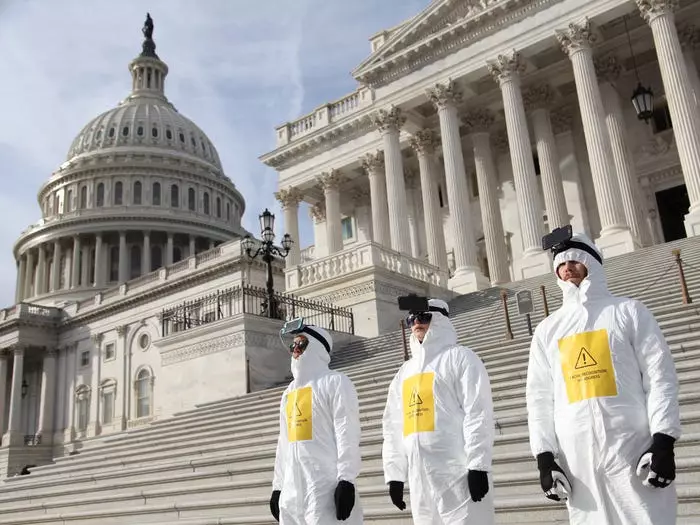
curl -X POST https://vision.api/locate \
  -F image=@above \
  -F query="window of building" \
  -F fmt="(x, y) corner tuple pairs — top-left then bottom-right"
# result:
(80, 350), (90, 368)
(114, 181), (123, 205)
(179, 132), (185, 143)
(152, 182), (161, 206)
(150, 245), (162, 272)
(216, 197), (222, 218)
(76, 385), (90, 432)
(80, 186), (88, 209)
(203, 192), (210, 215)
(166, 129), (172, 140)
(152, 127), (159, 138)
(54, 194), (61, 215)
(102, 390), (114, 425)
(135, 368), (153, 418)
(104, 342), (116, 361)
(66, 189), (73, 212)
(171, 184), (179, 208)
(341, 217), (354, 241)
(137, 126), (144, 136)
(139, 333), (150, 350)
(109, 127), (115, 138)
(188, 188), (196, 211)
(122, 126), (129, 137)
(133, 181), (142, 205)
(96, 183), (105, 207)
(130, 245), (141, 279)
(226, 202), (231, 221)
(109, 246), (119, 282)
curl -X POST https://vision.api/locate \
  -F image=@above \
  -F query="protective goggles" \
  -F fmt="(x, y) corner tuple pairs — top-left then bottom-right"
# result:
(288, 338), (309, 352)
(405, 312), (433, 327)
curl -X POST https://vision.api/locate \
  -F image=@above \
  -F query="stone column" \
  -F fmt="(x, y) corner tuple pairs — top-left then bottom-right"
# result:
(80, 241), (90, 286)
(117, 325), (128, 429)
(319, 170), (344, 254)
(71, 236), (81, 288)
(166, 233), (174, 266)
(188, 235), (196, 258)
(428, 81), (487, 291)
(373, 107), (412, 255)
(523, 84), (570, 230)
(594, 54), (651, 247)
(557, 21), (636, 255)
(462, 109), (511, 285)
(24, 250), (34, 299)
(488, 52), (551, 278)
(404, 169), (422, 259)
(274, 186), (303, 266)
(37, 349), (58, 440)
(638, 2), (700, 235)
(361, 151), (391, 247)
(36, 244), (47, 295)
(0, 354), (8, 435)
(53, 347), (66, 445)
(309, 202), (327, 257)
(410, 130), (448, 271)
(89, 333), (102, 437)
(16, 256), (26, 303)
(63, 344), (77, 444)
(50, 240), (62, 292)
(143, 232), (151, 274)
(3, 346), (24, 446)
(118, 232), (128, 282)
(94, 234), (104, 287)
(679, 24), (700, 111)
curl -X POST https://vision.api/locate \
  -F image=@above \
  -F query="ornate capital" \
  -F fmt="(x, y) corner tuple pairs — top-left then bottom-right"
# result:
(593, 53), (622, 83)
(274, 186), (304, 209)
(352, 187), (371, 206)
(361, 151), (384, 173)
(116, 325), (128, 338)
(678, 24), (700, 50)
(556, 19), (596, 57)
(487, 51), (526, 85)
(11, 345), (25, 357)
(637, 0), (679, 24)
(409, 129), (437, 155)
(427, 80), (463, 109)
(318, 169), (344, 191)
(404, 168), (419, 190)
(522, 84), (557, 112)
(309, 202), (326, 223)
(462, 108), (495, 134)
(373, 106), (405, 133)
(551, 106), (575, 134)
(91, 333), (103, 345)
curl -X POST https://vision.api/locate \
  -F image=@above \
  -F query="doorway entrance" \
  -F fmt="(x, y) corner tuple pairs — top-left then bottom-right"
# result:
(655, 184), (690, 242)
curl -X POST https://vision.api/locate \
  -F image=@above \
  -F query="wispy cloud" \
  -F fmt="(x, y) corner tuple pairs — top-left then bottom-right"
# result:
(0, 0), (427, 307)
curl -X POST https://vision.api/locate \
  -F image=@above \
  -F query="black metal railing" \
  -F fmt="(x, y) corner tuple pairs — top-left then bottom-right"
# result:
(160, 284), (354, 337)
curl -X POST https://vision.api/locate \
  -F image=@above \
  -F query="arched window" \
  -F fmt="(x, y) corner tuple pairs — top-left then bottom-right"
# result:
(171, 184), (179, 208)
(135, 368), (153, 418)
(109, 246), (119, 282)
(80, 186), (88, 209)
(226, 202), (231, 221)
(114, 181), (123, 205)
(188, 188), (196, 211)
(100, 379), (117, 425)
(130, 245), (141, 279)
(66, 190), (73, 213)
(150, 245), (162, 272)
(96, 183), (105, 207)
(75, 385), (91, 432)
(152, 182), (161, 206)
(54, 194), (61, 215)
(133, 181), (142, 205)
(203, 192), (210, 215)
(216, 197), (222, 218)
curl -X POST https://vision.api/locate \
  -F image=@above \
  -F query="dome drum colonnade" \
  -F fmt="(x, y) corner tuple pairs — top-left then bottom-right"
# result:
(270, 1), (700, 291)
(12, 15), (247, 304)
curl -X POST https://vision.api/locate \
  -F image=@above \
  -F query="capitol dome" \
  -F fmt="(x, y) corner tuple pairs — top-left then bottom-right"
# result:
(12, 14), (247, 306)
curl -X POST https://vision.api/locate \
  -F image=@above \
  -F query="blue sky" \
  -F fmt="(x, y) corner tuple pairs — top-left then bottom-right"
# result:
(0, 0), (426, 307)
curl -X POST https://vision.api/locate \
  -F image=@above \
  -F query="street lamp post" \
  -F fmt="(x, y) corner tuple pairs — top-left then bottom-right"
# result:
(241, 208), (294, 318)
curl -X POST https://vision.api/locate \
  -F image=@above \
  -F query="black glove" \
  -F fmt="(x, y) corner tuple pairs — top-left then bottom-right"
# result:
(269, 490), (281, 521)
(537, 452), (572, 501)
(334, 480), (356, 520)
(388, 480), (406, 510)
(636, 433), (676, 488)
(467, 470), (489, 502)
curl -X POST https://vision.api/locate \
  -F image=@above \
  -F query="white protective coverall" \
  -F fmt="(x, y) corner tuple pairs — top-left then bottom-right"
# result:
(272, 327), (363, 525)
(526, 233), (681, 525)
(382, 300), (495, 524)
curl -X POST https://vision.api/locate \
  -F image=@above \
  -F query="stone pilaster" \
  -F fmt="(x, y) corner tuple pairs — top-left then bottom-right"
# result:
(410, 130), (448, 271)
(463, 109), (511, 285)
(274, 186), (303, 265)
(523, 84), (570, 230)
(404, 168), (422, 259)
(638, 1), (700, 236)
(50, 240), (62, 292)
(318, 170), (345, 254)
(557, 20), (636, 255)
(118, 232), (128, 281)
(373, 106), (412, 255)
(0, 353), (8, 435)
(16, 256), (26, 303)
(37, 349), (58, 441)
(3, 345), (25, 446)
(361, 151), (391, 248)
(36, 244), (47, 295)
(428, 81), (487, 291)
(71, 236), (80, 288)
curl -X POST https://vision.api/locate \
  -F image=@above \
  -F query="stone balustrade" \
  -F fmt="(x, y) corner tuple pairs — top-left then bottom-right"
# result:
(286, 241), (447, 290)
(0, 303), (63, 323)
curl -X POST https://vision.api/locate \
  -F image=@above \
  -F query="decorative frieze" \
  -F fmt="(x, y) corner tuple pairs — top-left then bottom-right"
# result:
(522, 84), (557, 112)
(361, 151), (384, 173)
(636, 0), (679, 23)
(462, 108), (495, 134)
(274, 186), (304, 209)
(487, 51), (526, 85)
(373, 106), (405, 133)
(593, 53), (622, 83)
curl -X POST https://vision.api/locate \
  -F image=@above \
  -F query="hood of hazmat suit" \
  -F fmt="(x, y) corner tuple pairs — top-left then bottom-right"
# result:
(272, 325), (363, 524)
(526, 233), (681, 525)
(382, 299), (496, 524)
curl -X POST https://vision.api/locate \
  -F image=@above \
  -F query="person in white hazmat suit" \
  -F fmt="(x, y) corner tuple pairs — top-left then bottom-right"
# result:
(526, 229), (681, 525)
(382, 298), (495, 524)
(269, 321), (363, 524)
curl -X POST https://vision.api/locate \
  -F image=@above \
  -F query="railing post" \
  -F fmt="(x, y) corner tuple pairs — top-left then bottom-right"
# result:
(540, 285), (550, 317)
(400, 319), (410, 361)
(672, 249), (692, 304)
(501, 289), (514, 340)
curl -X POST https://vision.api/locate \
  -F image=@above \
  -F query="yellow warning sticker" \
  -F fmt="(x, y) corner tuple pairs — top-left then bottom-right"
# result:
(402, 372), (435, 436)
(286, 387), (312, 442)
(558, 329), (618, 403)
